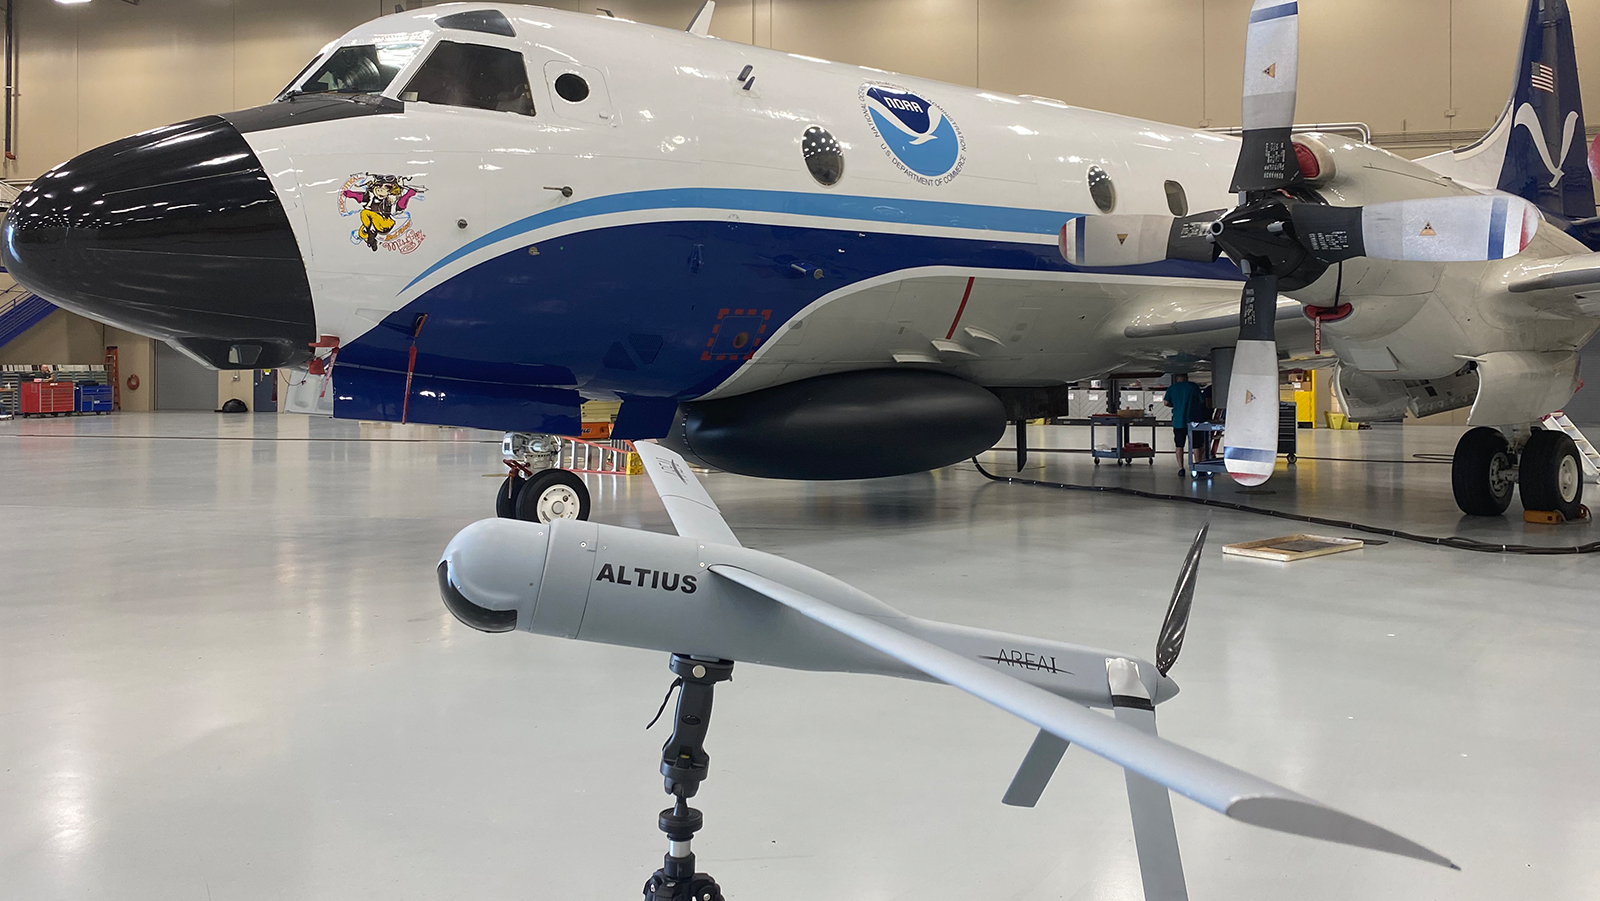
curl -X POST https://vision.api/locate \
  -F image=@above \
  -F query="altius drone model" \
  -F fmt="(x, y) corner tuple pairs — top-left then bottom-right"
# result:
(4, 0), (1595, 518)
(436, 441), (1454, 900)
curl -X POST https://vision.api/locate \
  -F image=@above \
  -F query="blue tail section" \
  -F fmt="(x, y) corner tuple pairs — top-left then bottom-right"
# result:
(0, 292), (56, 351)
(1498, 0), (1595, 221)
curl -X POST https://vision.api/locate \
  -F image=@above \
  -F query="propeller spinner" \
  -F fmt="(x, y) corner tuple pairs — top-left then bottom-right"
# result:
(1059, 0), (1540, 487)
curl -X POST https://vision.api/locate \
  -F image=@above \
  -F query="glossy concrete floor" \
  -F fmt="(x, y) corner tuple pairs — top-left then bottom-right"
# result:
(1, 412), (1597, 901)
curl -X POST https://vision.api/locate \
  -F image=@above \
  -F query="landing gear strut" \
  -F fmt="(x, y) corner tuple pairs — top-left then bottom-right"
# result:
(643, 655), (734, 901)
(496, 431), (591, 523)
(1452, 425), (1585, 519)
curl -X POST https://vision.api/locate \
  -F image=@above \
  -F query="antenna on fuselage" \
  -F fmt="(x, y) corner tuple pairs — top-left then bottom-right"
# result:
(687, 0), (715, 36)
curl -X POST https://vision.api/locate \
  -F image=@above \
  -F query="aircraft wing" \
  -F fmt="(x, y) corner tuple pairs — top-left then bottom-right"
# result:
(1121, 293), (1306, 340)
(634, 440), (742, 547)
(708, 562), (1455, 870)
(1507, 253), (1600, 314)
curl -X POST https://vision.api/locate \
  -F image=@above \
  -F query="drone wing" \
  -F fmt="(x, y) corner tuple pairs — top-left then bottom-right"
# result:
(708, 563), (1455, 870)
(634, 440), (741, 547)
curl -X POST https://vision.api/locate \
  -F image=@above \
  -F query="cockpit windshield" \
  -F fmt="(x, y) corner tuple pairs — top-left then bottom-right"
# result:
(292, 41), (424, 97)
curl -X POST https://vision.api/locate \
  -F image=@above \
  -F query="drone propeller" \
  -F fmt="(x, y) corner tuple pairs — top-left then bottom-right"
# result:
(1062, 0), (1541, 487)
(1155, 522), (1207, 676)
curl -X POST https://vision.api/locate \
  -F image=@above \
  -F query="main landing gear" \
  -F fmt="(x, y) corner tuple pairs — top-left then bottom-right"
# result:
(1452, 426), (1585, 520)
(643, 655), (735, 901)
(496, 432), (592, 523)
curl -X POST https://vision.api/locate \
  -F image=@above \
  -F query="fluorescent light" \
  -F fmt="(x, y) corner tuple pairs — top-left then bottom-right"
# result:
(56, 0), (94, 5)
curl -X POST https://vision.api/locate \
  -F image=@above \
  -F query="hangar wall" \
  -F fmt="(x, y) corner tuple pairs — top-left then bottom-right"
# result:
(4, 0), (1598, 418)
(6, 0), (1599, 182)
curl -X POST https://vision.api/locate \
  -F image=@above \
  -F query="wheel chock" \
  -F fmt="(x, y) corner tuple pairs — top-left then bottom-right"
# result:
(1523, 505), (1593, 525)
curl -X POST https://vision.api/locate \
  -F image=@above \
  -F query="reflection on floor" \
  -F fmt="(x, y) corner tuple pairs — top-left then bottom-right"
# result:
(1, 413), (1595, 901)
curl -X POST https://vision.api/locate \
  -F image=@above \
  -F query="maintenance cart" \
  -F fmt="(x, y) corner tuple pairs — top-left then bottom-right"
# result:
(1089, 413), (1158, 465)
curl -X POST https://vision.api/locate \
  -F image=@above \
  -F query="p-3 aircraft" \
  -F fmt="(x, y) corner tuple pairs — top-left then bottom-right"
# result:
(4, 0), (1597, 520)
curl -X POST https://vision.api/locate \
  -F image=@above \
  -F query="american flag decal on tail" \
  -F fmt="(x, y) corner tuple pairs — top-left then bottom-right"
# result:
(1531, 61), (1556, 93)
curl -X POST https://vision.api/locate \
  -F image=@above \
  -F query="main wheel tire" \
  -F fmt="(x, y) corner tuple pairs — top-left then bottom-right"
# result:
(1519, 429), (1585, 521)
(513, 469), (591, 523)
(495, 473), (524, 519)
(1452, 427), (1515, 516)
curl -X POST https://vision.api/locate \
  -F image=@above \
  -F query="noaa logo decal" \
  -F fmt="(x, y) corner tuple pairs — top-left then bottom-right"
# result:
(860, 83), (966, 186)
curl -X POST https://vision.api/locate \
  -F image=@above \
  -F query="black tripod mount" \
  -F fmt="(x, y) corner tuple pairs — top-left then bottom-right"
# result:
(643, 654), (734, 901)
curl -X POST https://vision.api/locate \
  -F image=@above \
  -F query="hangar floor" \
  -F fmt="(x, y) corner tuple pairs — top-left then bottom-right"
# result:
(1, 413), (1596, 901)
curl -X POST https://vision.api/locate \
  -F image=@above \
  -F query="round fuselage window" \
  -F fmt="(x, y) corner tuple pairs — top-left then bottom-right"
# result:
(554, 72), (590, 103)
(1087, 165), (1116, 213)
(802, 126), (845, 186)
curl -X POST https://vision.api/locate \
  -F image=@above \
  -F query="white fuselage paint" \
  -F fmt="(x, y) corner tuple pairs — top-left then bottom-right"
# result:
(249, 3), (1596, 405)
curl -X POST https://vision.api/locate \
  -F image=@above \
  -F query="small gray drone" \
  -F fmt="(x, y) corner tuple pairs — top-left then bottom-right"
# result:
(438, 440), (1454, 901)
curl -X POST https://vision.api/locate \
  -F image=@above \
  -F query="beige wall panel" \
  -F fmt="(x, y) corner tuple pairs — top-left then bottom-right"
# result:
(0, 309), (102, 365)
(1450, 0), (1527, 133)
(72, 1), (237, 151)
(977, 0), (1204, 128)
(105, 328), (155, 412)
(233, 0), (380, 107)
(1299, 0), (1452, 136)
(14, 0), (83, 178)
(1201, 0), (1250, 126)
(217, 369), (252, 409)
(1202, 0), (1452, 134)
(771, 0), (978, 87)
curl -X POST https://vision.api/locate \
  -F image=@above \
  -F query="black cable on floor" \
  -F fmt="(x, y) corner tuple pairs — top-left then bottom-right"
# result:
(970, 458), (1600, 555)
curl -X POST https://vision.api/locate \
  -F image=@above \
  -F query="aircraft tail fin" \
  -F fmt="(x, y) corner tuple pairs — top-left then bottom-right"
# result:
(1497, 0), (1593, 219)
(1420, 0), (1595, 225)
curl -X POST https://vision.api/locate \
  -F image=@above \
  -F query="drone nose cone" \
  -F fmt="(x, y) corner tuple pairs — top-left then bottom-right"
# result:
(1, 115), (315, 369)
(438, 519), (552, 633)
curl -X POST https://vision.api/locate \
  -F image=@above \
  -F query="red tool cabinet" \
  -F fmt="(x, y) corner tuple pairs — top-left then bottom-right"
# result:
(20, 380), (76, 414)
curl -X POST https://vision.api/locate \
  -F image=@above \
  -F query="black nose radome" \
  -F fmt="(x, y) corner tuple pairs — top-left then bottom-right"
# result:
(2, 116), (315, 369)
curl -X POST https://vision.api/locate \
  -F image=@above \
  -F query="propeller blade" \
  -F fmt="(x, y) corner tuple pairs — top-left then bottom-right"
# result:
(1222, 275), (1281, 487)
(1156, 523), (1208, 677)
(1060, 212), (1224, 267)
(1230, 0), (1301, 193)
(1293, 195), (1540, 263)
(1109, 658), (1189, 901)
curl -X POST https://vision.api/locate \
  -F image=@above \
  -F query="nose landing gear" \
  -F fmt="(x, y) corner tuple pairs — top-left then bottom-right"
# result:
(1452, 426), (1587, 521)
(496, 432), (592, 523)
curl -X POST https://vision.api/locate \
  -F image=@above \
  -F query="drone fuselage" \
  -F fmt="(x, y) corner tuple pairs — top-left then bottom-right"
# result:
(439, 516), (1176, 708)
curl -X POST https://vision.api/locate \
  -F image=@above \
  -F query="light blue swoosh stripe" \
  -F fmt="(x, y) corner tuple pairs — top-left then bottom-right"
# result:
(401, 187), (1078, 293)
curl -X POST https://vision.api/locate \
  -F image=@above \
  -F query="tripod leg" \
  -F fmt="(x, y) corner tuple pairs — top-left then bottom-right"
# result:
(644, 656), (733, 901)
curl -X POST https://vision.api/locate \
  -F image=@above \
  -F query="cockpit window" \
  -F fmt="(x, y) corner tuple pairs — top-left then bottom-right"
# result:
(295, 42), (424, 96)
(436, 9), (517, 37)
(400, 41), (535, 116)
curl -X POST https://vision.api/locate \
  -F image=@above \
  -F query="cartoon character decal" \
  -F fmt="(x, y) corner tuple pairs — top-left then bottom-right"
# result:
(339, 173), (427, 253)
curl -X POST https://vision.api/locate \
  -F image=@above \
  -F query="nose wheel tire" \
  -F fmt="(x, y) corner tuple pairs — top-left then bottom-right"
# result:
(495, 473), (525, 519)
(512, 469), (592, 523)
(1519, 429), (1584, 521)
(1452, 427), (1516, 516)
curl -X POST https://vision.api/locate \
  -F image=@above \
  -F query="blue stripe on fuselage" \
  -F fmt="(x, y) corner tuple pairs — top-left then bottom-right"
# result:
(403, 188), (1088, 293)
(350, 218), (1242, 401)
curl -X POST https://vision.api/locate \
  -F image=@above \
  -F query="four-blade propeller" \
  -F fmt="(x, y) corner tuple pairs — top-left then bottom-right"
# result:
(1059, 0), (1540, 486)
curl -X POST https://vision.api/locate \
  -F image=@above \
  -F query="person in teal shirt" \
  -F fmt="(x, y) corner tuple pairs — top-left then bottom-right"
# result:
(1163, 374), (1204, 472)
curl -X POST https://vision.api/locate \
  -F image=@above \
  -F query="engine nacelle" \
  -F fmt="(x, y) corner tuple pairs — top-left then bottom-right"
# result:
(667, 369), (1006, 480)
